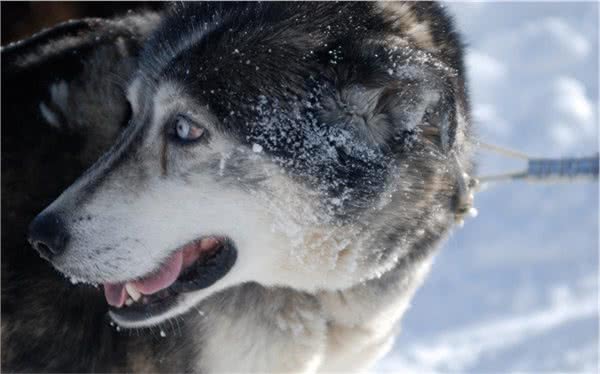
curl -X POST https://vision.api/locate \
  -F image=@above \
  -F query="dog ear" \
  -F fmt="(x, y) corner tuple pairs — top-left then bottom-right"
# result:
(321, 43), (464, 155)
(1, 12), (160, 224)
(2, 12), (160, 163)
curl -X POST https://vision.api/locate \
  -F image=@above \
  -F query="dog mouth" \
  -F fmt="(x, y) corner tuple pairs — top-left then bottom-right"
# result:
(104, 236), (236, 324)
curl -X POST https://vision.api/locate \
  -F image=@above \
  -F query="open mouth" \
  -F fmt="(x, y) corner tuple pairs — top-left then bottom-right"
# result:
(104, 236), (236, 325)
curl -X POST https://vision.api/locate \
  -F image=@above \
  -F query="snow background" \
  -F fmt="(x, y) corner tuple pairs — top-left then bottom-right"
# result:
(377, 2), (599, 372)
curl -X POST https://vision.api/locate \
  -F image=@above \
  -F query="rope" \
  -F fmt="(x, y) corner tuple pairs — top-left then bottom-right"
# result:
(479, 142), (530, 160)
(526, 156), (599, 181)
(455, 142), (598, 226)
(477, 142), (598, 184)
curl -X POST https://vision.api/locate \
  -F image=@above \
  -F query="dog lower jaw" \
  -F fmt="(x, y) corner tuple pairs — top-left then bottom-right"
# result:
(107, 240), (237, 328)
(108, 295), (186, 329)
(108, 277), (233, 329)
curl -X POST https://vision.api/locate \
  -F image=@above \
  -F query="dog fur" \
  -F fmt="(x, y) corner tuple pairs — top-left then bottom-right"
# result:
(1, 2), (473, 372)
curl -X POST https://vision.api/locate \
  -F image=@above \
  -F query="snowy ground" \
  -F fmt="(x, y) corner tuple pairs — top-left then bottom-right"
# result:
(377, 2), (599, 372)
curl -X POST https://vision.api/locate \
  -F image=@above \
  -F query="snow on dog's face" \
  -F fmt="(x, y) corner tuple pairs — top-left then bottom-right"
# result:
(28, 3), (470, 328)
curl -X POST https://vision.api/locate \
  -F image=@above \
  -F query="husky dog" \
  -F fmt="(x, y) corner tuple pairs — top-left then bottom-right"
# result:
(2, 2), (474, 372)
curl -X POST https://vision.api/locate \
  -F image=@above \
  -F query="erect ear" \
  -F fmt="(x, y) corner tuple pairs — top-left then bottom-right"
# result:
(1, 11), (161, 241)
(321, 43), (465, 155)
(2, 12), (161, 164)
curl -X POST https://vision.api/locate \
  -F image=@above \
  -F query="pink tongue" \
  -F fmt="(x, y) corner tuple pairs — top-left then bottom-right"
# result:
(102, 252), (183, 307)
(132, 251), (183, 295)
(104, 283), (127, 308)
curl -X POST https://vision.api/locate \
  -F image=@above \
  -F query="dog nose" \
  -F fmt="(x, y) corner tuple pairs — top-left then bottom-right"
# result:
(28, 212), (70, 260)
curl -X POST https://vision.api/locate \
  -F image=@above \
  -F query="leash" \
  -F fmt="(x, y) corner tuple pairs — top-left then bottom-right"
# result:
(453, 142), (599, 225)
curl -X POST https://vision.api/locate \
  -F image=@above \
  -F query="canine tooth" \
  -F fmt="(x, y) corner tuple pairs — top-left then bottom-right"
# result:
(125, 298), (133, 306)
(125, 283), (141, 301)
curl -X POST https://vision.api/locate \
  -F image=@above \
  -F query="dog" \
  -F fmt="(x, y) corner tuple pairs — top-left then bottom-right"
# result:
(2, 2), (474, 372)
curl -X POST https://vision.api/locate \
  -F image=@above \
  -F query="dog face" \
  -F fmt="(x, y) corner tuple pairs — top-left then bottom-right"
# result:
(26, 3), (471, 328)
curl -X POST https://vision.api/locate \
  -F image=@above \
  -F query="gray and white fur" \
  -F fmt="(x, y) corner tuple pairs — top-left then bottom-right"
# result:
(2, 2), (474, 372)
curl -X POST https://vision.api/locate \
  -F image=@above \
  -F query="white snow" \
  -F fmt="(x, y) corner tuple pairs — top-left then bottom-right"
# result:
(378, 278), (597, 372)
(252, 143), (263, 153)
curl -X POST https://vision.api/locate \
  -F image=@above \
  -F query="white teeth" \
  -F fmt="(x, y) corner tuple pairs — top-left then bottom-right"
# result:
(125, 283), (142, 301)
(125, 298), (133, 306)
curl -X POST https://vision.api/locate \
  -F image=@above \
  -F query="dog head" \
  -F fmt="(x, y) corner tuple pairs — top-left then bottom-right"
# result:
(23, 3), (472, 328)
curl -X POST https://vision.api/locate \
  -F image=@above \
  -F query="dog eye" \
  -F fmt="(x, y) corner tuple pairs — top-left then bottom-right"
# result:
(171, 116), (205, 143)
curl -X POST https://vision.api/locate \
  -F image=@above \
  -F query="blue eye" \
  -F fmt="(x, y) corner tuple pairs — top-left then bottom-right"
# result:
(172, 116), (205, 143)
(176, 118), (191, 138)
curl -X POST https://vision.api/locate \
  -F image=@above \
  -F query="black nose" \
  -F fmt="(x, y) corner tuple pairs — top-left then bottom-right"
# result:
(28, 212), (70, 260)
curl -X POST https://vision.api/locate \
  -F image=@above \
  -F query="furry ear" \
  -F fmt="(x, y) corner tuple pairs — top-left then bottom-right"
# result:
(322, 43), (462, 155)
(1, 12), (160, 163)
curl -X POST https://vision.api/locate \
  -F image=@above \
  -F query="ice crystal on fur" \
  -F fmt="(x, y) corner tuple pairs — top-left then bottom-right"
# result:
(245, 86), (391, 218)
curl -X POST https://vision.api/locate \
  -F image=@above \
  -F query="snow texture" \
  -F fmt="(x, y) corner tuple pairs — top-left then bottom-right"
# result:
(377, 2), (599, 372)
